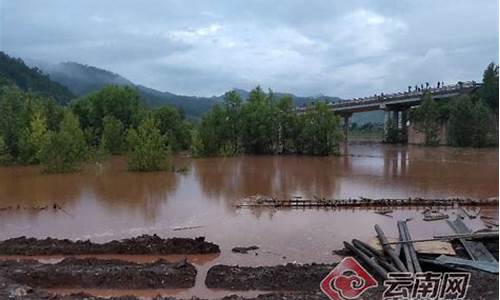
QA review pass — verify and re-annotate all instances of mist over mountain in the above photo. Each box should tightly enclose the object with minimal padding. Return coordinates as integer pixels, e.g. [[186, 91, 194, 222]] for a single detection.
[[36, 61, 133, 96], [34, 60, 345, 119], [0, 52, 74, 104]]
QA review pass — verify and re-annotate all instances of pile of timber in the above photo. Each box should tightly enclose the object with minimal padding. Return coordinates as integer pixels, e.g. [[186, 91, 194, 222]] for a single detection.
[[343, 218, 498, 278], [237, 196, 499, 209]]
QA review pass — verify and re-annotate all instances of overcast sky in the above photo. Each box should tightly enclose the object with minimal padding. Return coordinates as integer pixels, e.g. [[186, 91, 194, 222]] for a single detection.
[[1, 0, 498, 97]]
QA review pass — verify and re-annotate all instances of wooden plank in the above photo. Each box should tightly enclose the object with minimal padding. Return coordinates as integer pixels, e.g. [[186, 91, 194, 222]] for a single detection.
[[447, 218, 497, 263], [400, 221, 422, 272], [374, 224, 407, 272], [398, 221, 414, 273], [344, 242, 388, 280], [370, 237, 455, 256]]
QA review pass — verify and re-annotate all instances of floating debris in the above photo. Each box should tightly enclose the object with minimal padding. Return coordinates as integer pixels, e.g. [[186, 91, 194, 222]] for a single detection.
[[422, 209, 449, 221], [374, 208, 393, 217], [172, 225, 203, 231], [232, 245, 259, 254], [237, 196, 498, 209]]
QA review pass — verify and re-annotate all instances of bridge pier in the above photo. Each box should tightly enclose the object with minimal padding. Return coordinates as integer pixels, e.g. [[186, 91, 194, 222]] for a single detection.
[[383, 108, 409, 142], [342, 114, 352, 142]]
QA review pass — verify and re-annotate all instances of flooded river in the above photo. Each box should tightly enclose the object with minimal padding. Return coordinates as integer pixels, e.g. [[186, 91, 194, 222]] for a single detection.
[[0, 143, 498, 298]]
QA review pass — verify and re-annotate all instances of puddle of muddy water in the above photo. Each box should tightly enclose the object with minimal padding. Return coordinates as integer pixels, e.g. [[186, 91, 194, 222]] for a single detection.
[[0, 144, 497, 298]]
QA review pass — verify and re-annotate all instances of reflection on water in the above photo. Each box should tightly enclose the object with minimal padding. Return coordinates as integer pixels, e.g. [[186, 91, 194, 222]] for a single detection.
[[0, 143, 497, 262]]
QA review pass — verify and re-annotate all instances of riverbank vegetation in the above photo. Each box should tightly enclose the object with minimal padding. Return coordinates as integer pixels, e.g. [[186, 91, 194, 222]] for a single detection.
[[192, 87, 343, 157], [409, 63, 498, 147], [0, 54, 497, 173]]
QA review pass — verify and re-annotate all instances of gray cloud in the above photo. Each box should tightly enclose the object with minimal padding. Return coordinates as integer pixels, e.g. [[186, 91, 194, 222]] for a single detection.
[[1, 0, 498, 97]]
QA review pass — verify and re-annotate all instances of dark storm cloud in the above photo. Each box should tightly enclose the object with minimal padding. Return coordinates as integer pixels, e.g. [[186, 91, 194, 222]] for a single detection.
[[1, 0, 498, 97]]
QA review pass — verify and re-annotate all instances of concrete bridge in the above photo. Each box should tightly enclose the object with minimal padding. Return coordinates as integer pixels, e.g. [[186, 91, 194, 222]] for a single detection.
[[297, 81, 481, 141]]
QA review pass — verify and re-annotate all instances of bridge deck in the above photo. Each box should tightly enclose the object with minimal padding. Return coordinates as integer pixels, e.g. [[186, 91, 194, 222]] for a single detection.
[[297, 81, 480, 114]]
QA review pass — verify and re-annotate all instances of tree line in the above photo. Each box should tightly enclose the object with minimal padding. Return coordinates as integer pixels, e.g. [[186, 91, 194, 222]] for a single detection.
[[0, 62, 497, 173], [0, 84, 191, 172], [0, 83, 343, 173], [192, 87, 343, 157]]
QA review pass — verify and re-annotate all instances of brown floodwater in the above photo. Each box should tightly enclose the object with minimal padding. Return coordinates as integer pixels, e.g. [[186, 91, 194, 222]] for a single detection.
[[0, 143, 498, 299]]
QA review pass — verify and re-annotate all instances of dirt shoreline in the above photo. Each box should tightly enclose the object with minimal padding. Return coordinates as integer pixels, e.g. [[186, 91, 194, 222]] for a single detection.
[[205, 263, 335, 291], [0, 235, 220, 255], [0, 257, 197, 289], [0, 235, 498, 299]]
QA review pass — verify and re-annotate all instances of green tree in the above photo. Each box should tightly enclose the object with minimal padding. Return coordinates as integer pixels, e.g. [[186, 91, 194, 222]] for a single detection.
[[194, 104, 227, 156], [0, 85, 24, 159], [0, 135, 12, 164], [39, 111, 88, 172], [275, 95, 299, 153], [72, 85, 143, 145], [18, 111, 49, 164], [220, 90, 243, 154], [410, 94, 441, 145], [100, 115, 125, 155], [241, 87, 276, 154], [297, 102, 342, 155], [153, 106, 191, 152], [448, 96, 496, 147], [126, 117, 169, 171], [480, 62, 499, 115]]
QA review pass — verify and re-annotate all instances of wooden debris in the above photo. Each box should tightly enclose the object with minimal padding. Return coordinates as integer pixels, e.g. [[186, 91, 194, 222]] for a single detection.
[[447, 218, 497, 263], [460, 207, 481, 219], [374, 224, 407, 272], [480, 216, 499, 227], [343, 241, 388, 280], [421, 255, 499, 274], [173, 225, 203, 231], [237, 197, 498, 209], [370, 238, 456, 256], [398, 221, 422, 272], [374, 208, 393, 217], [422, 209, 449, 221]]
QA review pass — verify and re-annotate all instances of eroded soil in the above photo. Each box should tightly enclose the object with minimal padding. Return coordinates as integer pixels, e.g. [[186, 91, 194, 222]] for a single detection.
[[0, 235, 220, 255]]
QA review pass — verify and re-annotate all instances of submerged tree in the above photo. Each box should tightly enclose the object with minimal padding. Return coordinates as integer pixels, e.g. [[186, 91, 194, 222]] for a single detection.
[[100, 115, 125, 155], [153, 105, 191, 152], [18, 111, 49, 164], [72, 85, 143, 145], [297, 102, 342, 155], [0, 135, 11, 164], [481, 62, 499, 116], [126, 117, 169, 171], [410, 94, 441, 145], [39, 111, 88, 172], [448, 96, 496, 147]]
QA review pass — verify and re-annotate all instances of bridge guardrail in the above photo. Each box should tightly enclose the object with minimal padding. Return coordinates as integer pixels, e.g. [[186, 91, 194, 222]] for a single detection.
[[296, 81, 481, 112]]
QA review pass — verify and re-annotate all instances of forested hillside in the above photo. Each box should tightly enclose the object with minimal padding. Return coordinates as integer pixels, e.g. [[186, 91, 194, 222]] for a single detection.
[[0, 52, 74, 104]]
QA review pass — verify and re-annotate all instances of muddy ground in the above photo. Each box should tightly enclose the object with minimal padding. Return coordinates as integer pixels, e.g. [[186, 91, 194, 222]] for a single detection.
[[0, 235, 497, 299], [0, 261, 497, 299], [204, 263, 498, 300], [0, 257, 196, 289], [0, 235, 220, 255], [206, 263, 335, 291]]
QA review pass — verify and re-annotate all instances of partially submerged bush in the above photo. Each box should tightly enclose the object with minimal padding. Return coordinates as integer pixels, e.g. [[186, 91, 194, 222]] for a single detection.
[[126, 117, 169, 171]]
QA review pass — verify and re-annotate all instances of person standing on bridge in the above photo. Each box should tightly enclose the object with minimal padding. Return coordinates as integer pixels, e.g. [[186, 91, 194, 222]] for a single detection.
[[437, 81, 440, 88], [425, 82, 429, 89], [408, 86, 412, 93]]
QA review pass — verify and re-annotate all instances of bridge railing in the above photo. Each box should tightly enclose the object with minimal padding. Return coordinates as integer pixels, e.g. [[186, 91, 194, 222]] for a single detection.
[[296, 81, 480, 112]]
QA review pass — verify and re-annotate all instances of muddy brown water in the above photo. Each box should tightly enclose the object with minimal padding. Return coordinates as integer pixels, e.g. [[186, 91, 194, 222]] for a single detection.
[[0, 143, 498, 299]]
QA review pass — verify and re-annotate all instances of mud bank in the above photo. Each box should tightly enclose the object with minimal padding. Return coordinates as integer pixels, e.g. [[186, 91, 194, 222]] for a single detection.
[[205, 263, 335, 291], [0, 235, 220, 255], [0, 257, 196, 289], [204, 264, 498, 300]]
